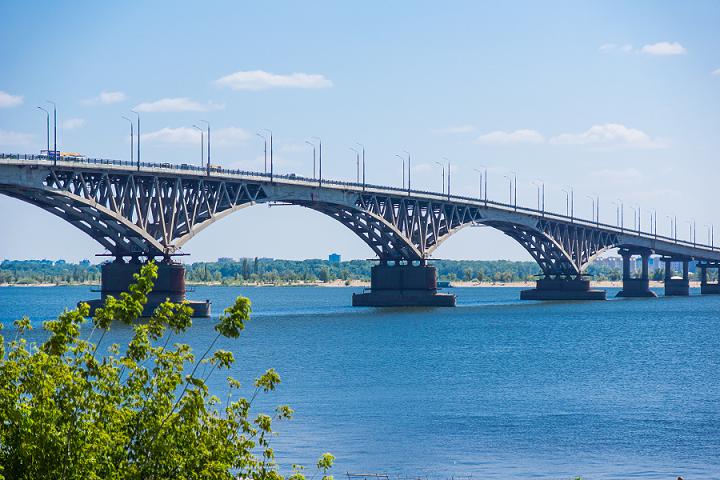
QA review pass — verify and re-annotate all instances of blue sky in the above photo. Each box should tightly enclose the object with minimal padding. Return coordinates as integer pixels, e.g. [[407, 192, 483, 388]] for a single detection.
[[1, 0, 719, 262]]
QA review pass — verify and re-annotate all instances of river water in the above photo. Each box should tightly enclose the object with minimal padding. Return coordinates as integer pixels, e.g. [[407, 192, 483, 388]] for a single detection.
[[1, 285, 719, 479]]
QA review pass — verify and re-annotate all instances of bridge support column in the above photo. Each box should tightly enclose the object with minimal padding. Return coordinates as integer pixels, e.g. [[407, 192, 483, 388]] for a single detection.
[[83, 257, 211, 317], [616, 248, 657, 298], [520, 276, 606, 301], [352, 261, 456, 307], [699, 262, 720, 294], [664, 258, 690, 296]]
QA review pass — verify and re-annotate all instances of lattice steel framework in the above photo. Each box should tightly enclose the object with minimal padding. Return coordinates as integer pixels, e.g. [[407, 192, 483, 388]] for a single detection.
[[1, 165, 620, 276]]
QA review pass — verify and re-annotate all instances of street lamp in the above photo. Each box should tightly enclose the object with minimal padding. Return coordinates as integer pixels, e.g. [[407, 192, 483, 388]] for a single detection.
[[434, 161, 446, 195], [562, 186, 574, 220], [312, 136, 322, 185], [130, 110, 140, 170], [532, 180, 545, 213], [665, 215, 677, 242], [356, 142, 365, 189], [686, 219, 696, 245], [395, 153, 406, 190], [193, 125, 205, 167], [37, 107, 50, 156], [503, 174, 513, 207], [586, 195, 596, 223], [630, 205, 640, 233], [46, 100, 57, 165], [705, 224, 715, 249], [122, 116, 134, 165], [305, 140, 316, 178], [442, 157, 451, 199], [395, 151, 411, 194], [475, 165, 488, 206], [257, 133, 268, 174], [350, 147, 360, 183], [202, 120, 211, 175], [650, 209, 657, 239]]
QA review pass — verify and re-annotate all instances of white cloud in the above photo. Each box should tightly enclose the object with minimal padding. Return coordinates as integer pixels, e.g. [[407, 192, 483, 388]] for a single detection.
[[600, 42, 685, 55], [640, 42, 687, 56], [432, 125, 476, 134], [82, 90, 127, 105], [133, 97, 224, 113], [215, 70, 333, 90], [0, 129, 33, 147], [62, 118, 85, 130], [0, 91, 23, 108], [712, 68, 720, 76], [475, 129, 544, 145], [141, 126, 250, 145], [549, 123, 667, 149]]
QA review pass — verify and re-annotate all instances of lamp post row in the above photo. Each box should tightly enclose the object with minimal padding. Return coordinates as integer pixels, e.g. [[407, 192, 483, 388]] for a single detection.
[[30, 110, 714, 249]]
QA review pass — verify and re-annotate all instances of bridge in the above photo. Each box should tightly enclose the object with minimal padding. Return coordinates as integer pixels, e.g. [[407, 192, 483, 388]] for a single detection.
[[2, 153, 719, 314]]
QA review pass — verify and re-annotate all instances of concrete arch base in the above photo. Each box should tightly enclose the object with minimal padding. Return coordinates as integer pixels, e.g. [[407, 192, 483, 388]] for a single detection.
[[520, 277, 607, 301], [352, 263, 456, 307], [82, 259, 211, 318]]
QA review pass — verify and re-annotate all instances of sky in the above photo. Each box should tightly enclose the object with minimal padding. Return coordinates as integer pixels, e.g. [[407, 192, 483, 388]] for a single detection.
[[1, 0, 719, 263]]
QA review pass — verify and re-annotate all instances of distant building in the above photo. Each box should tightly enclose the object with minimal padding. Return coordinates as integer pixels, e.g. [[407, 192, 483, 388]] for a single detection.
[[217, 257, 235, 263], [328, 253, 341, 264]]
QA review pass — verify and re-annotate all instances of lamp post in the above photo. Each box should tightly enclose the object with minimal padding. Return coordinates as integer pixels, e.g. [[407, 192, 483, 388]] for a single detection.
[[122, 116, 134, 165], [46, 100, 57, 165], [651, 209, 657, 239], [405, 151, 411, 194], [434, 161, 446, 195], [201, 120, 211, 176], [442, 157, 451, 199], [395, 151, 410, 194], [264, 128, 274, 181], [630, 205, 640, 233], [561, 186, 574, 220], [37, 107, 50, 156], [586, 195, 596, 223], [130, 110, 140, 170], [476, 165, 488, 206], [504, 175, 513, 207], [257, 133, 268, 174], [686, 219, 696, 246], [532, 180, 545, 214], [356, 142, 365, 189], [312, 136, 322, 185], [193, 125, 205, 167], [350, 147, 360, 183], [305, 140, 316, 178]]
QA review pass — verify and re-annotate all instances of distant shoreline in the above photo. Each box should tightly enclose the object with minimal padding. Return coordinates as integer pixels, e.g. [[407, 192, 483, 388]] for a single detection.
[[1, 280, 704, 288]]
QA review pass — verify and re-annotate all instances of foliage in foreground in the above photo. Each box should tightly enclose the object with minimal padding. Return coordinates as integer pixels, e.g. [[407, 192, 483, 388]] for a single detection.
[[0, 261, 333, 480]]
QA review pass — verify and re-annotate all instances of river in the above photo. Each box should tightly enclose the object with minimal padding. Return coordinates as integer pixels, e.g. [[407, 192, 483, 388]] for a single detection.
[[1, 285, 719, 479]]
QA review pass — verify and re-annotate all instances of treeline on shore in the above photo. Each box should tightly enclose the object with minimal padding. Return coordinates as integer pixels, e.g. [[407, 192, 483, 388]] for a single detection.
[[1, 257, 642, 286]]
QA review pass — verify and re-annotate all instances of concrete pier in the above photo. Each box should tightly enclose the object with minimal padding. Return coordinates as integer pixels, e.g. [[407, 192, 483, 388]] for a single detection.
[[83, 259, 211, 317], [663, 257, 690, 296], [352, 263, 456, 307], [699, 262, 720, 294], [616, 248, 657, 298], [520, 277, 606, 301]]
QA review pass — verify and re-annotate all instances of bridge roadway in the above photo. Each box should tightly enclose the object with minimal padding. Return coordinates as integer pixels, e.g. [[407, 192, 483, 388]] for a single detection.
[[1, 153, 719, 311]]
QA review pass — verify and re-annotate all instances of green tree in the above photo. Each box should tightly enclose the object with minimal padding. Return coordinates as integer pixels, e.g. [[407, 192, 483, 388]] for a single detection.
[[0, 261, 332, 480]]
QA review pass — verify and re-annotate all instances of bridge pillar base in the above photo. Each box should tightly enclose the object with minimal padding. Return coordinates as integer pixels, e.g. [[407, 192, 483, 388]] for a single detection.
[[699, 263, 720, 294], [701, 283, 720, 294], [663, 258, 690, 296], [352, 264, 456, 307], [82, 260, 211, 317], [520, 277, 606, 301], [665, 279, 690, 296], [616, 278, 658, 298]]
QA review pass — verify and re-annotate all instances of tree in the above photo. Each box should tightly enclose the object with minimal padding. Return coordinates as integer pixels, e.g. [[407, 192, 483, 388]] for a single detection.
[[318, 266, 330, 283], [0, 261, 333, 480]]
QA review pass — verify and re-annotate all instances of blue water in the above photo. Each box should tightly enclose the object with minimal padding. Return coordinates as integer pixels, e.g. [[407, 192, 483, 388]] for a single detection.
[[1, 285, 719, 479]]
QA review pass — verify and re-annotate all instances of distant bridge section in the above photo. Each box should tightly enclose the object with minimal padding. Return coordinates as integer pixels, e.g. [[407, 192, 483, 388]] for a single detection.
[[1, 153, 719, 307]]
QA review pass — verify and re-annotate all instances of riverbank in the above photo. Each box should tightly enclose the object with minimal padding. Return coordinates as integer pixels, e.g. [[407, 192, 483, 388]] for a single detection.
[[1, 280, 705, 288]]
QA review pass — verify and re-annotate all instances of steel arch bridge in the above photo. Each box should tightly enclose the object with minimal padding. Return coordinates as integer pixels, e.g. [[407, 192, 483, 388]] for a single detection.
[[2, 154, 719, 281]]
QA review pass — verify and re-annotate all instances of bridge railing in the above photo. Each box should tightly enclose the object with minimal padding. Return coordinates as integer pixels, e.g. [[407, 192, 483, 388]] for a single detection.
[[1, 152, 715, 254]]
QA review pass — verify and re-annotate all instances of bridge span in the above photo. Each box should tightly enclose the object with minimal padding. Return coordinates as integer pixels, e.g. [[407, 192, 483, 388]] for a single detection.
[[1, 153, 719, 312]]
